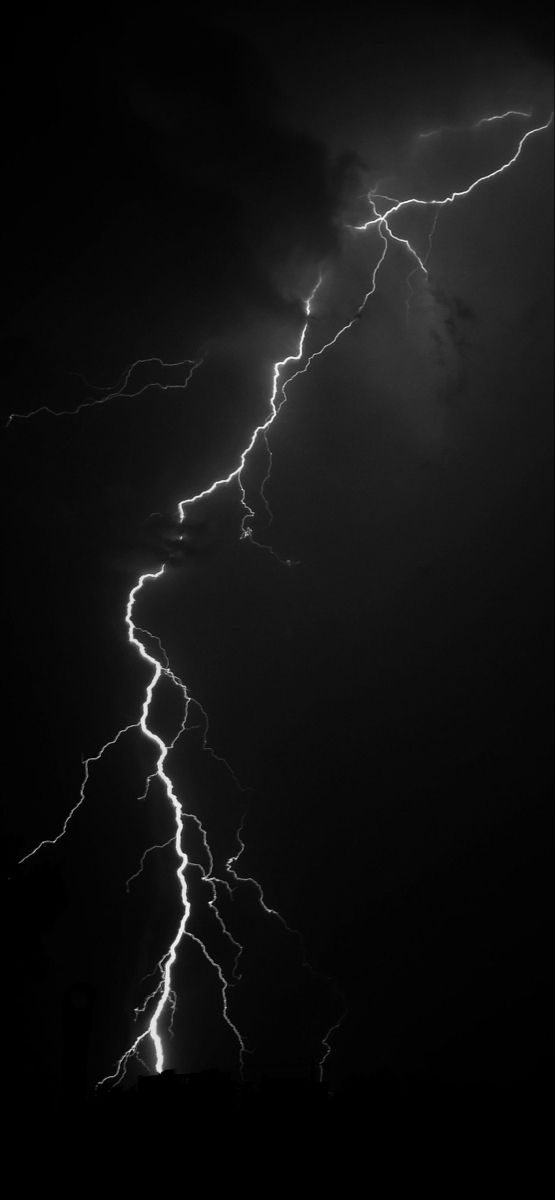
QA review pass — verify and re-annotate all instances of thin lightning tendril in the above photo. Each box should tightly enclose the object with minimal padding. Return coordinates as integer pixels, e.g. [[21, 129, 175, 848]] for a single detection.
[[14, 109, 553, 1089], [6, 357, 204, 426], [19, 722, 139, 865], [125, 837, 175, 893], [226, 816, 301, 934], [417, 107, 532, 140]]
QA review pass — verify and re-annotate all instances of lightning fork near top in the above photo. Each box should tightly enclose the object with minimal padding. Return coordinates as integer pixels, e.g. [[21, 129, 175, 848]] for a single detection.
[[12, 105, 553, 1090]]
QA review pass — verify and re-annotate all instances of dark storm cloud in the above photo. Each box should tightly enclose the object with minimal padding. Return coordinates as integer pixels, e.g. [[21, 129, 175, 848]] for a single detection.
[[1, 9, 363, 366], [110, 14, 362, 324]]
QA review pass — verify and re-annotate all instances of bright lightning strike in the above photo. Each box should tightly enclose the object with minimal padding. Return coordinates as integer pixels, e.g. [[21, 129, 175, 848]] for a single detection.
[[13, 107, 553, 1091], [95, 565, 249, 1086], [95, 289, 329, 1085], [355, 114, 554, 232]]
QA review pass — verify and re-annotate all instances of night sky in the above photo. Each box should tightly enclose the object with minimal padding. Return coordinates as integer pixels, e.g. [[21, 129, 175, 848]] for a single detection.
[[2, 4, 553, 1113]]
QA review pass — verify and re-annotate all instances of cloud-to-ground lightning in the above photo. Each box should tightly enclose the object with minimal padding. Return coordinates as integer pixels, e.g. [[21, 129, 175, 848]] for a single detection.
[[19, 722, 139, 865], [13, 107, 553, 1089]]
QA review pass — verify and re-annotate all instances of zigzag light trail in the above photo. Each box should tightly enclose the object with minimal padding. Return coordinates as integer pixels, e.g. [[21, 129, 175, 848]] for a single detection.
[[418, 108, 532, 140], [14, 107, 553, 1090], [96, 565, 249, 1086], [125, 837, 175, 893], [265, 115, 552, 426], [6, 356, 203, 426], [18, 722, 139, 865]]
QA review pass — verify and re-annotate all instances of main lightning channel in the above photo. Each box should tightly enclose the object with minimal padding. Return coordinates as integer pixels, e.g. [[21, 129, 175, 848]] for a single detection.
[[97, 567, 248, 1087], [14, 106, 553, 1090]]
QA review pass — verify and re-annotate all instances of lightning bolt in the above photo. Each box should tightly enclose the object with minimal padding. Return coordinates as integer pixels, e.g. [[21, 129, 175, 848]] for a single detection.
[[13, 107, 553, 1090], [19, 722, 139, 865], [177, 278, 323, 532], [350, 113, 553, 330], [355, 114, 553, 233]]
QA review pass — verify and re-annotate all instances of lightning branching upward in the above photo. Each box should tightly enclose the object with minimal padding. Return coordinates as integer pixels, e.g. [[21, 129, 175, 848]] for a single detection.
[[14, 107, 553, 1090], [355, 113, 554, 233]]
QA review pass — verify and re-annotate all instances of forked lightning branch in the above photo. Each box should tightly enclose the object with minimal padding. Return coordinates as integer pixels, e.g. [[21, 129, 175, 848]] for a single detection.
[[11, 109, 553, 1089]]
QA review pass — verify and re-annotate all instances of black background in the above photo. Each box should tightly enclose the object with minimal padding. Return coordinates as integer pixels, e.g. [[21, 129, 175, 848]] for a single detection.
[[2, 2, 552, 1122]]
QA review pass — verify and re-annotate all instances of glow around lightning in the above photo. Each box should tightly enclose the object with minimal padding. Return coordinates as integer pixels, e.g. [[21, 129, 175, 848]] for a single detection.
[[417, 107, 532, 140], [97, 568, 248, 1086], [97, 284, 330, 1087], [355, 113, 554, 232], [15, 106, 553, 1088]]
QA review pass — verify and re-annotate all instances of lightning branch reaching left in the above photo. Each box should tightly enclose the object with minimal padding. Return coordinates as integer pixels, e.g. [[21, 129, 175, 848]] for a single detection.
[[6, 356, 203, 426], [11, 106, 553, 1091]]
